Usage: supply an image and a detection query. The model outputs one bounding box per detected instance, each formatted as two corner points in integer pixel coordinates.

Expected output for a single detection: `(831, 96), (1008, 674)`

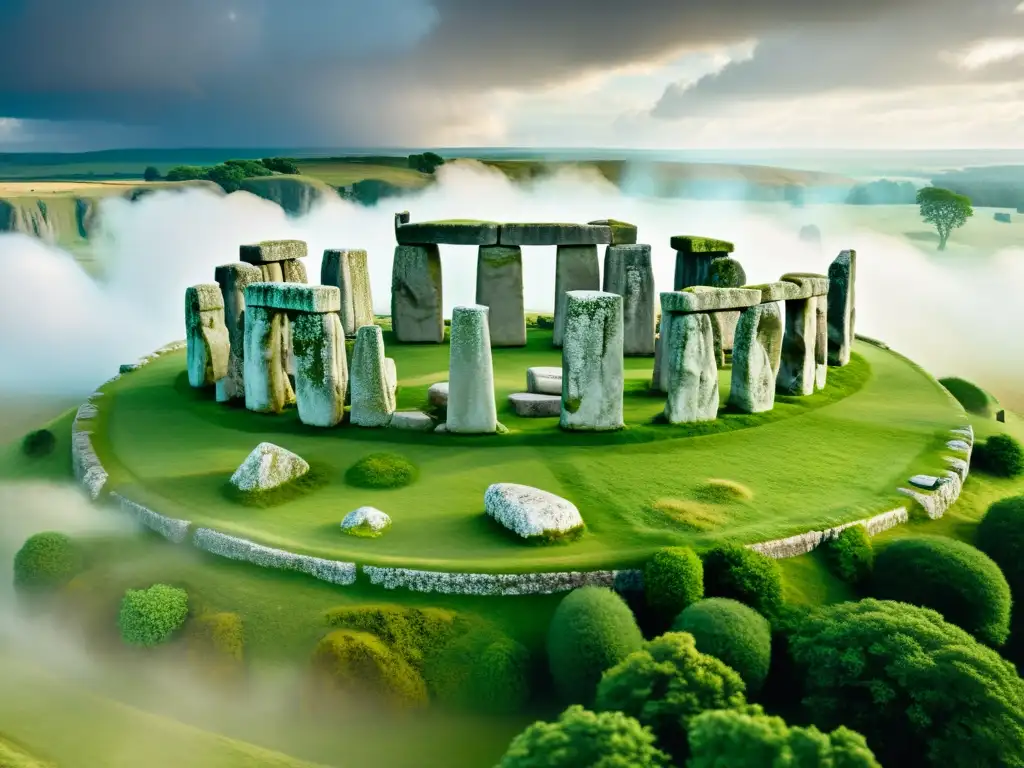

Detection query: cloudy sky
(0, 0), (1022, 150)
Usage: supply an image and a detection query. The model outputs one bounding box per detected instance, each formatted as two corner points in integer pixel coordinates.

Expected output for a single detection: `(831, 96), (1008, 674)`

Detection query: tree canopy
(916, 186), (973, 250)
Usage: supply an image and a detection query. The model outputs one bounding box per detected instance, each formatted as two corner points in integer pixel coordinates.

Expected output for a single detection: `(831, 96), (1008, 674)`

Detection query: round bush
(873, 537), (1011, 646)
(977, 496), (1024, 590)
(13, 532), (83, 591)
(673, 598), (771, 694)
(974, 434), (1024, 478)
(344, 452), (418, 489)
(547, 586), (644, 705)
(702, 545), (784, 617)
(644, 547), (703, 624)
(118, 584), (189, 647)
(426, 629), (531, 714)
(823, 525), (873, 585)
(311, 629), (428, 708)
(939, 377), (994, 417)
(21, 429), (55, 458)
(708, 257), (747, 288)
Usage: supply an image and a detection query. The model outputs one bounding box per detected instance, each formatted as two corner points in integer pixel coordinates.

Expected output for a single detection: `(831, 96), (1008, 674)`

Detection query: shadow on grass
(221, 461), (333, 508)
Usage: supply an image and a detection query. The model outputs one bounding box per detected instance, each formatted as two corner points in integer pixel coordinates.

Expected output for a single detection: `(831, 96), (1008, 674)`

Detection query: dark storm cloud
(0, 0), (1015, 145)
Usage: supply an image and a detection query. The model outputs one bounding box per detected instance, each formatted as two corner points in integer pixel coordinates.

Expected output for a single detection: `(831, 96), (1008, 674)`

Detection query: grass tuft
(345, 452), (418, 489)
(651, 499), (726, 532)
(692, 479), (754, 504)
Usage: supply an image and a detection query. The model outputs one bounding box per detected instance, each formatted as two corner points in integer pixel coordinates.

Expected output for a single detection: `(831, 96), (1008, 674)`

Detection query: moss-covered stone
(669, 235), (734, 254)
(239, 239), (308, 264)
(553, 245), (601, 348)
(780, 272), (829, 297)
(602, 244), (655, 355)
(707, 257), (747, 288)
(245, 282), (341, 314)
(322, 249), (374, 336)
(826, 250), (856, 366)
(185, 284), (230, 388)
(500, 222), (613, 246)
(561, 291), (624, 432)
(660, 287), (761, 314)
(396, 219), (500, 245)
(588, 219), (638, 245)
(744, 281), (803, 303)
(446, 304), (498, 434)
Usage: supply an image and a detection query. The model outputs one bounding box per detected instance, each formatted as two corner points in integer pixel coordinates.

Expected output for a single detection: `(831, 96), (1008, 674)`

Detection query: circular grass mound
(345, 452), (419, 489)
(939, 377), (997, 417)
(13, 532), (83, 592)
(672, 598), (771, 693)
(692, 479), (753, 504)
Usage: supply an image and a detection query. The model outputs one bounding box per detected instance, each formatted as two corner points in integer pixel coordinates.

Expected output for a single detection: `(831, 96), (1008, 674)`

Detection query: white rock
(390, 411), (435, 431)
(340, 506), (392, 535)
(526, 366), (562, 395)
(947, 439), (971, 455)
(230, 442), (309, 492)
(445, 304), (497, 434)
(428, 381), (449, 408)
(560, 291), (624, 431)
(509, 392), (561, 417)
(484, 483), (584, 538)
(909, 474), (939, 489)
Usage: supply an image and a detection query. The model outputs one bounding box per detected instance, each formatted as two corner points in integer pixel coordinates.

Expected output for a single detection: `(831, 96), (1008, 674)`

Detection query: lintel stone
(588, 219), (638, 245)
(240, 240), (308, 264)
(499, 222), (612, 246)
(660, 286), (762, 314)
(781, 272), (829, 297)
(745, 281), (804, 303)
(396, 219), (500, 246)
(669, 235), (735, 254)
(245, 282), (341, 313)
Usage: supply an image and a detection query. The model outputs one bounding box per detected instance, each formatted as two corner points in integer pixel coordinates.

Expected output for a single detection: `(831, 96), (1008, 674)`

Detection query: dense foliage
(846, 178), (918, 205)
(974, 433), (1024, 478)
(21, 429), (55, 458)
(311, 629), (428, 708)
(644, 547), (704, 627)
(939, 377), (995, 416)
(701, 544), (784, 617)
(143, 165), (161, 181)
(873, 536), (1011, 645)
(823, 525), (873, 585)
(547, 587), (644, 704)
(916, 186), (973, 250)
(673, 598), (771, 693)
(13, 532), (83, 591)
(977, 496), (1024, 591)
(408, 152), (445, 174)
(164, 157), (299, 192)
(117, 584), (189, 646)
(595, 632), (747, 759)
(497, 705), (669, 768)
(325, 604), (463, 668)
(687, 707), (881, 767)
(344, 452), (418, 489)
(187, 612), (244, 662)
(786, 599), (1024, 767)
(425, 627), (531, 713)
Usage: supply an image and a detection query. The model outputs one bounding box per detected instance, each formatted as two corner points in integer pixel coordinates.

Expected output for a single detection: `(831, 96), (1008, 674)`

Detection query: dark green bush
(344, 452), (418, 489)
(13, 532), (83, 591)
(260, 157), (300, 174)
(425, 628), (531, 713)
(324, 604), (464, 669)
(187, 612), (244, 662)
(823, 525), (874, 585)
(873, 536), (1011, 646)
(702, 544), (784, 617)
(939, 377), (994, 416)
(977, 496), (1024, 590)
(21, 429), (55, 458)
(547, 586), (644, 705)
(118, 584), (189, 646)
(311, 629), (427, 708)
(974, 434), (1024, 478)
(707, 257), (747, 288)
(673, 598), (771, 694)
(643, 547), (703, 626)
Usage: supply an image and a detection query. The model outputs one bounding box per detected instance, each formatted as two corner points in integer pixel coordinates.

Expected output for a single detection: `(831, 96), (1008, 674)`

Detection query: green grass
(294, 161), (433, 189)
(345, 453), (419, 489)
(225, 462), (332, 508)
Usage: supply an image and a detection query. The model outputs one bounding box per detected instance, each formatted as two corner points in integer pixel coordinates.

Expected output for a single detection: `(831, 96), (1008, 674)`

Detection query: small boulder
(428, 381), (449, 408)
(484, 482), (584, 539)
(527, 366), (562, 395)
(390, 411), (435, 431)
(230, 442), (309, 492)
(340, 506), (392, 537)
(508, 393), (560, 417)
(909, 474), (940, 489)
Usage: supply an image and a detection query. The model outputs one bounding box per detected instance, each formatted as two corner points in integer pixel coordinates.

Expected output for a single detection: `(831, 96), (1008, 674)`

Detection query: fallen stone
(244, 283), (341, 314)
(240, 240), (308, 264)
(561, 291), (624, 431)
(553, 245), (600, 348)
(995, 212), (1012, 223)
(746, 281), (804, 303)
(728, 302), (783, 413)
(428, 381), (449, 408)
(446, 305), (498, 434)
(814, 294), (828, 391)
(389, 411), (435, 431)
(214, 263), (262, 403)
(527, 366), (562, 395)
(396, 219), (500, 245)
(509, 392), (561, 417)
(663, 312), (719, 423)
(603, 244), (655, 356)
(499, 222), (612, 246)
(322, 249), (374, 336)
(777, 297), (816, 396)
(484, 482), (584, 538)
(660, 287), (762, 314)
(244, 305), (295, 413)
(185, 284), (230, 388)
(781, 272), (829, 297)
(282, 259), (308, 284)
(910, 474), (940, 489)
(350, 324), (396, 427)
(230, 442), (309, 492)
(826, 250), (856, 366)
(292, 311), (348, 427)
(669, 236), (735, 253)
(340, 506), (392, 536)
(391, 244), (444, 343)
(588, 219), (638, 245)
(476, 245), (526, 347)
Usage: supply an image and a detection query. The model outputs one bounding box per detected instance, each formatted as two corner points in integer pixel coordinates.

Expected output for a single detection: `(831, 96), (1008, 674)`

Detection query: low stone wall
(748, 507), (909, 559)
(362, 565), (643, 596)
(70, 429), (107, 501)
(192, 528), (357, 586)
(119, 340), (186, 374)
(109, 492), (191, 544)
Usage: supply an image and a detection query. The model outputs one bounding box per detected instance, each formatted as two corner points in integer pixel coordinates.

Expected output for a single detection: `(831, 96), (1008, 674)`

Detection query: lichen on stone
(350, 324), (396, 427)
(560, 291), (624, 431)
(484, 483), (584, 539)
(230, 442), (309, 493)
(244, 282), (341, 314)
(239, 240), (308, 264)
(669, 235), (735, 253)
(445, 304), (498, 434)
(185, 284), (230, 388)
(340, 507), (392, 538)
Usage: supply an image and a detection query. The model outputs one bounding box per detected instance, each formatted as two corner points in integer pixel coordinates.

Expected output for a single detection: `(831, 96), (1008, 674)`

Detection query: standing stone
(322, 249), (374, 337)
(350, 325), (396, 427)
(670, 236), (734, 290)
(282, 259), (308, 284)
(777, 298), (817, 396)
(446, 305), (498, 434)
(391, 245), (443, 343)
(259, 262), (284, 282)
(561, 291), (624, 431)
(602, 244), (655, 356)
(553, 245), (600, 348)
(214, 263), (262, 402)
(728, 302), (783, 413)
(827, 250), (856, 366)
(476, 245), (526, 347)
(185, 284), (230, 388)
(814, 295), (828, 391)
(663, 313), (718, 423)
(292, 309), (347, 428)
(243, 305), (294, 412)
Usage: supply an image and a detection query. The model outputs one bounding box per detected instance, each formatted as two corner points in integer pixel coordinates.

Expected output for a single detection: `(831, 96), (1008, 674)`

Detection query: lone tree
(143, 166), (161, 182)
(916, 186), (972, 250)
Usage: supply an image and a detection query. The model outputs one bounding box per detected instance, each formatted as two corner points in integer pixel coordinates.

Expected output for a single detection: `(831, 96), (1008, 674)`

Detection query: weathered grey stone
(588, 219), (638, 245)
(384, 357), (398, 404)
(391, 244), (443, 343)
(185, 284), (230, 388)
(476, 245), (526, 347)
(230, 442), (309, 492)
(561, 291), (624, 431)
(394, 211), (410, 231)
(428, 381), (449, 408)
(340, 506), (391, 536)
(660, 287), (762, 314)
(669, 236), (735, 253)
(947, 439), (971, 455)
(671, 236), (735, 290)
(484, 483), (584, 538)
(813, 295), (828, 391)
(389, 411), (435, 431)
(944, 455), (970, 481)
(603, 244), (655, 356)
(243, 305), (295, 413)
(827, 250), (856, 366)
(777, 297), (817, 396)
(499, 223), (612, 246)
(910, 474), (940, 489)
(214, 263), (262, 402)
(281, 259), (308, 283)
(951, 425), (975, 445)
(553, 245), (600, 348)
(509, 392), (561, 417)
(240, 240), (308, 264)
(245, 283), (341, 313)
(445, 305), (498, 434)
(653, 330), (667, 392)
(322, 249), (374, 336)
(729, 302), (783, 413)
(397, 219), (500, 245)
(527, 366), (562, 395)
(292, 311), (347, 427)
(350, 324), (396, 427)
(781, 272), (829, 297)
(746, 281), (803, 303)
(898, 471), (963, 520)
(259, 261), (284, 282)
(663, 312), (718, 423)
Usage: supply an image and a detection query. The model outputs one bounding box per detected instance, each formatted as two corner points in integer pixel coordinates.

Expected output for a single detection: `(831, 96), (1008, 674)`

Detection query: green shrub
(644, 547), (703, 626)
(117, 584), (189, 646)
(974, 434), (1024, 478)
(425, 627), (531, 713)
(547, 586), (644, 705)
(311, 629), (427, 708)
(823, 525), (874, 585)
(498, 705), (669, 768)
(707, 257), (747, 288)
(673, 598), (771, 694)
(13, 532), (83, 591)
(702, 544), (784, 617)
(976, 496), (1024, 590)
(939, 377), (994, 416)
(873, 536), (1011, 646)
(21, 429), (55, 458)
(324, 604), (464, 669)
(187, 612), (244, 662)
(344, 452), (418, 489)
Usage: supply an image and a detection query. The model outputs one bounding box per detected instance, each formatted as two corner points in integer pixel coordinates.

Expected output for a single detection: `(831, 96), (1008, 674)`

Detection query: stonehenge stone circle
(663, 312), (718, 424)
(185, 283), (230, 389)
(214, 262), (262, 403)
(553, 245), (601, 348)
(728, 301), (784, 413)
(561, 291), (624, 431)
(776, 273), (829, 396)
(322, 249), (374, 337)
(476, 245), (526, 347)
(602, 244), (656, 356)
(350, 324), (396, 427)
(446, 304), (498, 434)
(827, 250), (856, 367)
(671, 235), (735, 290)
(391, 244), (443, 343)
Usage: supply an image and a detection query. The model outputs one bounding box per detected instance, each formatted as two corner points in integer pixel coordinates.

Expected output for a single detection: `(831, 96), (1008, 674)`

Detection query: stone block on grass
(603, 244), (655, 356)
(476, 245), (526, 347)
(428, 381), (449, 408)
(389, 411), (435, 431)
(230, 442), (309, 493)
(509, 393), (561, 417)
(214, 262), (262, 402)
(185, 283), (230, 388)
(445, 305), (498, 434)
(322, 249), (374, 336)
(340, 507), (392, 537)
(553, 245), (600, 348)
(350, 325), (396, 427)
(527, 367), (562, 395)
(561, 291), (624, 431)
(484, 483), (584, 539)
(391, 244), (444, 343)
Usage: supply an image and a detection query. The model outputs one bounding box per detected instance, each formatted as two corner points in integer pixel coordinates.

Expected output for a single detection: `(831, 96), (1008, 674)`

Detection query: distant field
(294, 160), (433, 188)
